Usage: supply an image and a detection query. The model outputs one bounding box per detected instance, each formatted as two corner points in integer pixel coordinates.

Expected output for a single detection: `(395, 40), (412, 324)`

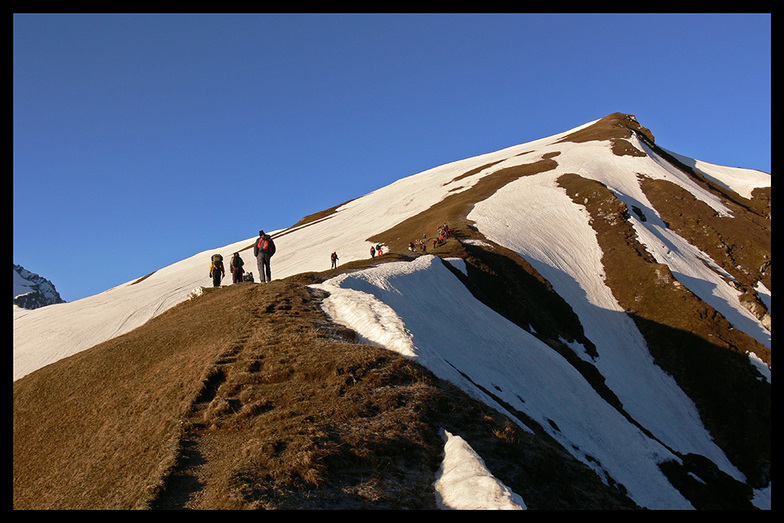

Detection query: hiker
(253, 230), (276, 283)
(370, 246), (376, 258)
(209, 253), (225, 287)
(230, 252), (245, 284)
(331, 251), (339, 269)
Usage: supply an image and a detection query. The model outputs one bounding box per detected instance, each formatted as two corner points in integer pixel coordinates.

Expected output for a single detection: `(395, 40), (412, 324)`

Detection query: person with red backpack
(253, 230), (276, 283)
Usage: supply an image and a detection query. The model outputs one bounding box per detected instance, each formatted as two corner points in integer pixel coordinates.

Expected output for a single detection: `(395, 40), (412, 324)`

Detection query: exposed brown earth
(639, 177), (771, 335)
(557, 173), (770, 492)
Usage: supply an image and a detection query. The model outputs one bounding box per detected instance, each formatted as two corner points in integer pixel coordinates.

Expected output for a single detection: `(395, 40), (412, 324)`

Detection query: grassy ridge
(14, 268), (636, 509)
(13, 281), (259, 509)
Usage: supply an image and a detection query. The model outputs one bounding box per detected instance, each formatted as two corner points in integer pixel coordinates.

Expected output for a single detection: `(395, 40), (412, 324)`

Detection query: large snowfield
(13, 119), (771, 509)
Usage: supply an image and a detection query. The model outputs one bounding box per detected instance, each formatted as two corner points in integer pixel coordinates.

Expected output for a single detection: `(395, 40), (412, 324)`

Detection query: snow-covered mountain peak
(13, 264), (65, 310)
(13, 113), (771, 509)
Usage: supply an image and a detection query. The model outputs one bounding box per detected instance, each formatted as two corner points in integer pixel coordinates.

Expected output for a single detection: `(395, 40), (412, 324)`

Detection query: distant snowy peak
(13, 264), (65, 310)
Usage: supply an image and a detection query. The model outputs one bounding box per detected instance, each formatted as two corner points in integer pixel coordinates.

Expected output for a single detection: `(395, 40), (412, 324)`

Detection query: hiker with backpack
(253, 230), (276, 283)
(209, 254), (225, 287)
(331, 251), (339, 269)
(230, 252), (245, 284)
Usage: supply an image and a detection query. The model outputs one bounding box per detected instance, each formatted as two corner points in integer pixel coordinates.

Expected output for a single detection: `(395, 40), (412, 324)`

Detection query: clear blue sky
(13, 13), (771, 302)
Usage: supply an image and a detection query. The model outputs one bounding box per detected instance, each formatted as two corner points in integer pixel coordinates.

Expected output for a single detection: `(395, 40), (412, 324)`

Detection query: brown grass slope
(14, 269), (638, 510)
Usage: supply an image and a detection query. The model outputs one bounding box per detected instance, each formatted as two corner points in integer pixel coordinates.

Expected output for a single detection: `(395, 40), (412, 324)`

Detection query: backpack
(257, 235), (276, 256)
(210, 253), (224, 274)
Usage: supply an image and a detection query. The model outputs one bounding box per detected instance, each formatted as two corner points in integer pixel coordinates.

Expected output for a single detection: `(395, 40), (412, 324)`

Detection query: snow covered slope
(315, 254), (715, 508)
(13, 118), (592, 381)
(13, 113), (771, 509)
(14, 114), (769, 380)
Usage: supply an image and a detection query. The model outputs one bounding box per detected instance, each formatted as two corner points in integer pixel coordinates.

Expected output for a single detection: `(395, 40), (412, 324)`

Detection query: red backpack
(257, 235), (276, 255)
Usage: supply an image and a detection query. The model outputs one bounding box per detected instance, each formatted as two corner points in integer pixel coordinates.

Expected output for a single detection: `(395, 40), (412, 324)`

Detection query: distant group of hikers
(208, 224), (453, 287)
(409, 223), (452, 253)
(208, 230), (276, 287)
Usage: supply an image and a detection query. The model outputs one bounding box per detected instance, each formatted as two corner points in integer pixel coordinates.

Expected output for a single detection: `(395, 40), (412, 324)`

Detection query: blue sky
(13, 13), (771, 302)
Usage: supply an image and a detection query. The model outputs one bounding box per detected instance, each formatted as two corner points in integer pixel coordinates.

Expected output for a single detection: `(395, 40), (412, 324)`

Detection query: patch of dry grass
(13, 282), (255, 509)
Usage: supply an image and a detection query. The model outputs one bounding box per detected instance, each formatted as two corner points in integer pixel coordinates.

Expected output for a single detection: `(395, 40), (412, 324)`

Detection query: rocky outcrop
(13, 264), (65, 309)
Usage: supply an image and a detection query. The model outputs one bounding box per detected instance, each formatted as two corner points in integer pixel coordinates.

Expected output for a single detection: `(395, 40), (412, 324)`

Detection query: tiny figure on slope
(331, 251), (339, 269)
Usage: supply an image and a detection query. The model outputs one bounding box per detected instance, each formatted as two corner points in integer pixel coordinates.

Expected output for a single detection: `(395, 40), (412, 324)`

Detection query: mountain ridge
(14, 273), (643, 509)
(13, 113), (771, 509)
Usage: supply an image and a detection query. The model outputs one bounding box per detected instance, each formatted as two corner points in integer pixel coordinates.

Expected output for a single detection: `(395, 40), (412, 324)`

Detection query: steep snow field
(468, 132), (770, 350)
(664, 148), (771, 200)
(314, 254), (740, 509)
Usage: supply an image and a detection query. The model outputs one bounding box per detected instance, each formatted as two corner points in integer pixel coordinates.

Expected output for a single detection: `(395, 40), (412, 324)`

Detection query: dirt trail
(148, 332), (250, 509)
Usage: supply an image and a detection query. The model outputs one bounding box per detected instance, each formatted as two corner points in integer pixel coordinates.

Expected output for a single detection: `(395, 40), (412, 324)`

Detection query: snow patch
(187, 286), (205, 300)
(434, 429), (526, 510)
(663, 148), (771, 199)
